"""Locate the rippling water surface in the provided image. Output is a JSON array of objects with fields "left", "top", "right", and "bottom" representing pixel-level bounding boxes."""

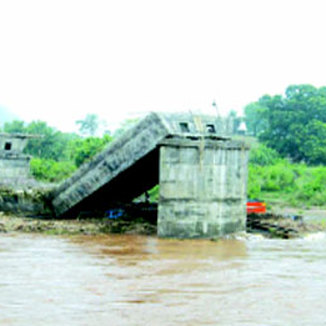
[{"left": 1, "top": 233, "right": 326, "bottom": 326}]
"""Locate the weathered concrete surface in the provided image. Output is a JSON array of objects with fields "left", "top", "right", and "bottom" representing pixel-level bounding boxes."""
[
  {"left": 0, "top": 155, "right": 30, "bottom": 179},
  {"left": 0, "top": 133, "right": 32, "bottom": 180},
  {"left": 158, "top": 138, "right": 249, "bottom": 238},
  {"left": 0, "top": 133, "right": 30, "bottom": 153}
]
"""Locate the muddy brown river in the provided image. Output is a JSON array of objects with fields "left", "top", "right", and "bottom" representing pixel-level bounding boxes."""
[{"left": 1, "top": 233, "right": 326, "bottom": 326}]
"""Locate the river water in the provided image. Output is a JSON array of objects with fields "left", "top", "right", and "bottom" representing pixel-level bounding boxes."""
[{"left": 1, "top": 233, "right": 326, "bottom": 326}]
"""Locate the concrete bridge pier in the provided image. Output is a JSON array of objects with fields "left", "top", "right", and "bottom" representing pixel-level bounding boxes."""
[{"left": 158, "top": 137, "right": 249, "bottom": 238}]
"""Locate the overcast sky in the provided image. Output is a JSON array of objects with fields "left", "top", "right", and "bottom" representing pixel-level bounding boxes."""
[{"left": 0, "top": 0, "right": 326, "bottom": 133}]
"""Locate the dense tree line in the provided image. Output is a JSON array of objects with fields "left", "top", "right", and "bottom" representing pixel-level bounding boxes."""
[{"left": 244, "top": 84, "right": 326, "bottom": 165}]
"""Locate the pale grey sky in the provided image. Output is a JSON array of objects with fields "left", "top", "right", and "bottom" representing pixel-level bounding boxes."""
[{"left": 0, "top": 0, "right": 326, "bottom": 133}]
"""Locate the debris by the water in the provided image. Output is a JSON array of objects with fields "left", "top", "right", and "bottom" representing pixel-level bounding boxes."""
[
  {"left": 0, "top": 214, "right": 157, "bottom": 236},
  {"left": 247, "top": 212, "right": 324, "bottom": 239}
]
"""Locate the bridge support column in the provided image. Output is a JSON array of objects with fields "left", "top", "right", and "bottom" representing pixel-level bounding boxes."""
[{"left": 157, "top": 138, "right": 249, "bottom": 238}]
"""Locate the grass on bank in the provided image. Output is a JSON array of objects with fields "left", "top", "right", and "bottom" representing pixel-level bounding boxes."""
[{"left": 248, "top": 148, "right": 326, "bottom": 207}]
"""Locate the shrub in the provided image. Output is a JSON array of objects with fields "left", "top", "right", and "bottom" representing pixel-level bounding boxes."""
[
  {"left": 249, "top": 143, "right": 282, "bottom": 166},
  {"left": 30, "top": 158, "right": 77, "bottom": 183}
]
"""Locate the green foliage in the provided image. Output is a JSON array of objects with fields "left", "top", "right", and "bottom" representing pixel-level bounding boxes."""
[
  {"left": 247, "top": 165, "right": 261, "bottom": 199},
  {"left": 292, "top": 166, "right": 326, "bottom": 205},
  {"left": 29, "top": 132, "right": 112, "bottom": 181},
  {"left": 3, "top": 120, "right": 26, "bottom": 133},
  {"left": 27, "top": 122, "right": 80, "bottom": 161},
  {"left": 249, "top": 159, "right": 326, "bottom": 207},
  {"left": 249, "top": 143, "right": 282, "bottom": 166},
  {"left": 244, "top": 102, "right": 268, "bottom": 136},
  {"left": 72, "top": 134, "right": 112, "bottom": 167},
  {"left": 249, "top": 84, "right": 326, "bottom": 165},
  {"left": 299, "top": 120, "right": 326, "bottom": 165},
  {"left": 30, "top": 158, "right": 77, "bottom": 183},
  {"left": 262, "top": 164, "right": 296, "bottom": 191},
  {"left": 248, "top": 163, "right": 295, "bottom": 195},
  {"left": 148, "top": 185, "right": 159, "bottom": 202}
]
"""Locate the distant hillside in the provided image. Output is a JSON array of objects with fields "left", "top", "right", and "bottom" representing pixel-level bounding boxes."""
[{"left": 0, "top": 106, "right": 18, "bottom": 126}]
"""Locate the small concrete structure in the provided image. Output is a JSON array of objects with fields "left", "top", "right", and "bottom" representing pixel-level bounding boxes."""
[
  {"left": 0, "top": 133, "right": 53, "bottom": 217},
  {"left": 51, "top": 112, "right": 249, "bottom": 238},
  {"left": 0, "top": 133, "right": 32, "bottom": 180}
]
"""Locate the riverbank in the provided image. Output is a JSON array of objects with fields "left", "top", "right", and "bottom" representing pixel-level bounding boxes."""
[
  {"left": 1, "top": 210, "right": 325, "bottom": 238},
  {"left": 0, "top": 213, "right": 157, "bottom": 236}
]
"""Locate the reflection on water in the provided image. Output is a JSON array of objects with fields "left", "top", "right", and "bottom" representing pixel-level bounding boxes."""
[{"left": 0, "top": 233, "right": 326, "bottom": 326}]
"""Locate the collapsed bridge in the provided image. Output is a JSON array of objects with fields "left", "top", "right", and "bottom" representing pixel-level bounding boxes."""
[{"left": 51, "top": 112, "right": 249, "bottom": 238}]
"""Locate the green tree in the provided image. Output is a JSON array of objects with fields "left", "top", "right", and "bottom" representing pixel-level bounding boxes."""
[
  {"left": 3, "top": 120, "right": 26, "bottom": 133},
  {"left": 252, "top": 84, "right": 326, "bottom": 164},
  {"left": 249, "top": 143, "right": 282, "bottom": 166},
  {"left": 30, "top": 158, "right": 76, "bottom": 182},
  {"left": 24, "top": 121, "right": 79, "bottom": 161},
  {"left": 72, "top": 134, "right": 112, "bottom": 167},
  {"left": 300, "top": 120, "right": 326, "bottom": 165},
  {"left": 76, "top": 114, "right": 99, "bottom": 136},
  {"left": 244, "top": 102, "right": 268, "bottom": 136}
]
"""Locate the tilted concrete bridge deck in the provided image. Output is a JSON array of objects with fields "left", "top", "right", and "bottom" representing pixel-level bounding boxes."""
[{"left": 51, "top": 112, "right": 249, "bottom": 238}]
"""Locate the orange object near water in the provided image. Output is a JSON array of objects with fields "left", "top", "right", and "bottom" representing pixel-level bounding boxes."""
[{"left": 246, "top": 200, "right": 266, "bottom": 214}]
